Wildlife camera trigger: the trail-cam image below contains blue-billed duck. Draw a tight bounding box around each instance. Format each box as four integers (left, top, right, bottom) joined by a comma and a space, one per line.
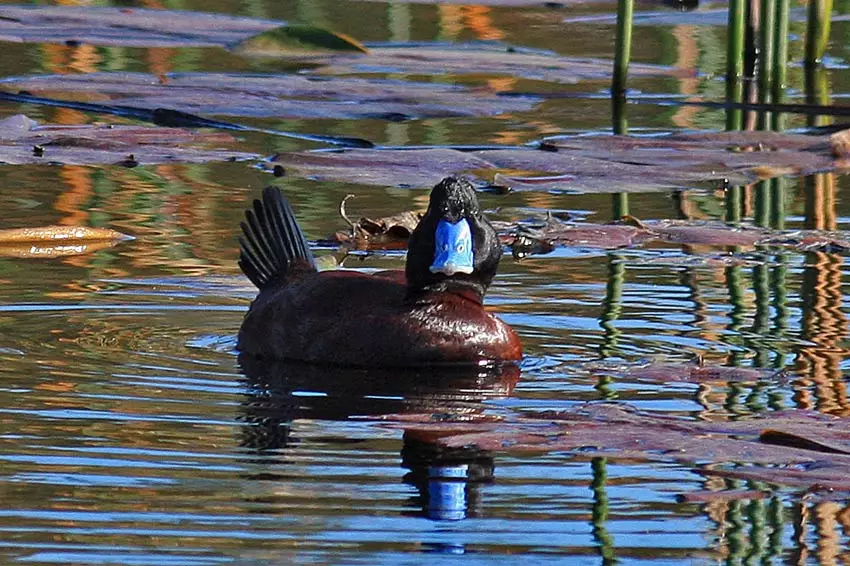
236, 176, 521, 367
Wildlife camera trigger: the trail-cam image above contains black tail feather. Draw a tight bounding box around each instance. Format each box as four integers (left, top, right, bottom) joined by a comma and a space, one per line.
238, 187, 316, 289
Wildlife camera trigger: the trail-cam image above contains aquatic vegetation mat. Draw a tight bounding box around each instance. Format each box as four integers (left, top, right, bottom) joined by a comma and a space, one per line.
268, 127, 850, 193
1, 72, 536, 119
394, 402, 850, 491
0, 114, 257, 165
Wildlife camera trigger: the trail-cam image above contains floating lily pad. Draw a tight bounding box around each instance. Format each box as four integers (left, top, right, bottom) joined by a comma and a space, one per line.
0, 114, 257, 166
0, 5, 280, 47
269, 128, 850, 193
1, 72, 537, 120
315, 44, 686, 83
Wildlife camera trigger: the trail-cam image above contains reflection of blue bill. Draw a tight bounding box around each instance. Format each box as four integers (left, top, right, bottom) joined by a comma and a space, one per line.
430, 218, 474, 275
428, 464, 469, 521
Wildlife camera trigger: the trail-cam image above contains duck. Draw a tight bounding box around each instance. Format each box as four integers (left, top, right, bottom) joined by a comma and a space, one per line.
236, 176, 522, 367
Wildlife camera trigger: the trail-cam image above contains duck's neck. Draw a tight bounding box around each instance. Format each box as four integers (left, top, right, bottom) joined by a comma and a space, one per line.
406, 278, 486, 305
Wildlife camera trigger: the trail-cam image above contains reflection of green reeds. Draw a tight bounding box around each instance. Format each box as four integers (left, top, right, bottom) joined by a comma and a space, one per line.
725, 185, 742, 223
754, 181, 771, 227
771, 258, 788, 370
599, 254, 625, 367
752, 262, 771, 368
591, 458, 616, 565
725, 265, 746, 366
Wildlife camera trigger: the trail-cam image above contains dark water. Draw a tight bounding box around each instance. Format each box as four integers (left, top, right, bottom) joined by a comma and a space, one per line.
1, 0, 850, 564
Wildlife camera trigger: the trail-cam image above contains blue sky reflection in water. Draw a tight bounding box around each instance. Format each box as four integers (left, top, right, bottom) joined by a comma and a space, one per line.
0, 0, 849, 564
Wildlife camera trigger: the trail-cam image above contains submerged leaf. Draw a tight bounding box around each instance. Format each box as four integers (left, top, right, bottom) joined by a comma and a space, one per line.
232, 24, 368, 57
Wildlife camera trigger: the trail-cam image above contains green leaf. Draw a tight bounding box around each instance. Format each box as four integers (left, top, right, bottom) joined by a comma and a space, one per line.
232, 24, 367, 57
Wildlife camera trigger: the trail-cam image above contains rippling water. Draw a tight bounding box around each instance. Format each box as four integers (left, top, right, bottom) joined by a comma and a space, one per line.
2, 0, 850, 564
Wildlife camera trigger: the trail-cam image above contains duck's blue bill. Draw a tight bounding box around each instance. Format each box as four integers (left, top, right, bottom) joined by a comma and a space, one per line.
430, 218, 474, 275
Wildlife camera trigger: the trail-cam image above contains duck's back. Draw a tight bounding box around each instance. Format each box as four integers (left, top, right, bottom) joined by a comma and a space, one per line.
237, 269, 521, 366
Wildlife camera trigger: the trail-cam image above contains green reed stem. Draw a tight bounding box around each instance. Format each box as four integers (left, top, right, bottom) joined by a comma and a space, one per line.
805, 0, 833, 66
771, 0, 790, 130
612, 0, 634, 99
758, 0, 776, 129
591, 458, 616, 565
726, 0, 746, 130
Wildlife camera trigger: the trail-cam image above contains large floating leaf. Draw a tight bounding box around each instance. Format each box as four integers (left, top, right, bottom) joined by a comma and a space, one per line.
393, 403, 850, 491
269, 128, 850, 193
0, 114, 257, 166
0, 6, 280, 47
1, 72, 536, 120
314, 44, 685, 83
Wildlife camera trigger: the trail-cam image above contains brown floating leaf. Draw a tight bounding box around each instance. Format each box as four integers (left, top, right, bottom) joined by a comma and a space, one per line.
271, 127, 850, 193
389, 403, 850, 491
315, 45, 686, 83
0, 114, 257, 165
603, 363, 781, 384
0, 6, 280, 47
1, 72, 535, 120
676, 490, 771, 504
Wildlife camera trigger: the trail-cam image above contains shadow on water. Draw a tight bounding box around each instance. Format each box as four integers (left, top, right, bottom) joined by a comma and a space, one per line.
237, 355, 519, 524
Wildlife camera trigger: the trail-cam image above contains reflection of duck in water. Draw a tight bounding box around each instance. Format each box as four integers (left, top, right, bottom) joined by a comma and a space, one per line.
238, 356, 519, 521
236, 176, 521, 366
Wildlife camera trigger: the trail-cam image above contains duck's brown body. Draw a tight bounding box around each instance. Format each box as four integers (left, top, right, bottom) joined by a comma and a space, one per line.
236, 178, 522, 367
237, 268, 521, 367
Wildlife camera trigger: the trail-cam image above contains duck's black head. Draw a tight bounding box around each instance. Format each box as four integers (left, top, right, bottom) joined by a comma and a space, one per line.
405, 177, 502, 302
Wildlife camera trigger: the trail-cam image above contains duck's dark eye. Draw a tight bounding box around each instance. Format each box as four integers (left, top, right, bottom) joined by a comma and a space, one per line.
457, 243, 465, 253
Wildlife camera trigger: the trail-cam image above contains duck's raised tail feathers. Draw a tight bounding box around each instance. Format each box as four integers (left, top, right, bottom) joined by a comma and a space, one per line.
238, 186, 316, 289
